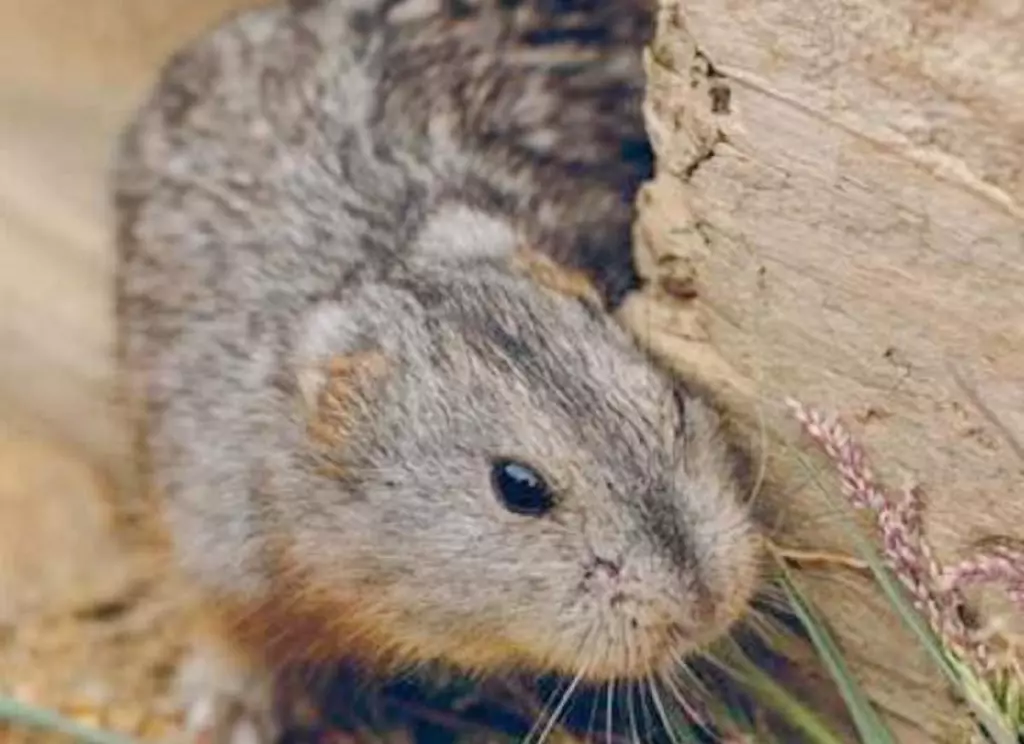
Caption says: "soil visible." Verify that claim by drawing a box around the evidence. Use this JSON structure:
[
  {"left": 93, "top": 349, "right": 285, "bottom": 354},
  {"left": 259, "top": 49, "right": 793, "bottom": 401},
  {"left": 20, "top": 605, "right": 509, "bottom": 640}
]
[
  {"left": 0, "top": 1, "right": 264, "bottom": 737},
  {"left": 0, "top": 429, "right": 196, "bottom": 742}
]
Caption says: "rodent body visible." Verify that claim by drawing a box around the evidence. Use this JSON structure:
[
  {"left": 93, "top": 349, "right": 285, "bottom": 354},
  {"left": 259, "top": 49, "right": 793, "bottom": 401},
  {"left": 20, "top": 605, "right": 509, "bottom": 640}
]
[{"left": 113, "top": 0, "right": 761, "bottom": 738}]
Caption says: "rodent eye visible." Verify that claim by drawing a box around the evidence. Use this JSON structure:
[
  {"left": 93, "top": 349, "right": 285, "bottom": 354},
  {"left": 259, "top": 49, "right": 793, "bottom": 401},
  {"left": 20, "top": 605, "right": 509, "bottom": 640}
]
[{"left": 490, "top": 458, "right": 555, "bottom": 516}]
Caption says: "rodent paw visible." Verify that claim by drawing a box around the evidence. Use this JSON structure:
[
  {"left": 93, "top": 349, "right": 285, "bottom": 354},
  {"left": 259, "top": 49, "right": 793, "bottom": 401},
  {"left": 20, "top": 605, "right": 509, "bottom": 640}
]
[
  {"left": 184, "top": 696, "right": 277, "bottom": 744},
  {"left": 174, "top": 644, "right": 279, "bottom": 744}
]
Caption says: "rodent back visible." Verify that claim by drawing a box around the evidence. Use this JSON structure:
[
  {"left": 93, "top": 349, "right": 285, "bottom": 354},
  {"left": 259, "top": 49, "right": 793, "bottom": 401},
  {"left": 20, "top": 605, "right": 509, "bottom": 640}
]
[
  {"left": 112, "top": 0, "right": 658, "bottom": 471},
  {"left": 114, "top": 0, "right": 655, "bottom": 353}
]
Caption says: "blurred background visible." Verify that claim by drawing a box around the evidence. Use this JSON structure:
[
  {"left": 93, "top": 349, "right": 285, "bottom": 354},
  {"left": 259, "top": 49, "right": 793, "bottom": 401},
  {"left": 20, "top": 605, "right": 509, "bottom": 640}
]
[{"left": 0, "top": 1, "right": 263, "bottom": 737}]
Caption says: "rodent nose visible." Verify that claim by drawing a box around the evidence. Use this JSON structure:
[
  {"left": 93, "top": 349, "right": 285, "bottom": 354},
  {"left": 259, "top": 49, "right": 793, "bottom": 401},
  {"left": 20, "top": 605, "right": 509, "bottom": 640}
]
[
  {"left": 584, "top": 556, "right": 631, "bottom": 610},
  {"left": 585, "top": 555, "right": 621, "bottom": 581}
]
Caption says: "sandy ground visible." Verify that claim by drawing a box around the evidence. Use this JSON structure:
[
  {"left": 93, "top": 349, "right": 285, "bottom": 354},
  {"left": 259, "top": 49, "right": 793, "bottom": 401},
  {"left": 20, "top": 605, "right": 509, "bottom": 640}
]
[
  {"left": 0, "top": 100, "right": 187, "bottom": 739},
  {"left": 0, "top": 430, "right": 195, "bottom": 742},
  {"left": 0, "top": 2, "right": 270, "bottom": 740}
]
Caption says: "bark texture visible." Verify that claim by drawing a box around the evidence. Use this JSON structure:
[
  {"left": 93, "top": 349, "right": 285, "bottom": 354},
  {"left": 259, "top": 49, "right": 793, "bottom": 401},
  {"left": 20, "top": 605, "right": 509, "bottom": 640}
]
[{"left": 620, "top": 1, "right": 1023, "bottom": 740}]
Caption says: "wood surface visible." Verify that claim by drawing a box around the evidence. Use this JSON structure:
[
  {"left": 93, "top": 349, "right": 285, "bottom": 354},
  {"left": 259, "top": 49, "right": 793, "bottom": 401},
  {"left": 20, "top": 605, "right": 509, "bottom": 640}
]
[{"left": 623, "top": 1, "right": 1023, "bottom": 740}]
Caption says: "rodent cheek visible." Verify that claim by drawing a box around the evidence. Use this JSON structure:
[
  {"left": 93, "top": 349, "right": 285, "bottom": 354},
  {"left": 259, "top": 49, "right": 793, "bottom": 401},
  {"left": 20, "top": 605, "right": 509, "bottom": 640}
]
[
  {"left": 701, "top": 525, "right": 763, "bottom": 632},
  {"left": 679, "top": 504, "right": 762, "bottom": 645},
  {"left": 667, "top": 432, "right": 764, "bottom": 639}
]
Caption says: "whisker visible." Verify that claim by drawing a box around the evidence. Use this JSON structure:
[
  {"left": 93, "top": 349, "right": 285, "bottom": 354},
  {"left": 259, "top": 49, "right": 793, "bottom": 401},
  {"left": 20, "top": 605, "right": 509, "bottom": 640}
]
[
  {"left": 639, "top": 675, "right": 657, "bottom": 740},
  {"left": 750, "top": 582, "right": 790, "bottom": 604},
  {"left": 534, "top": 620, "right": 604, "bottom": 744},
  {"left": 743, "top": 621, "right": 790, "bottom": 657},
  {"left": 749, "top": 606, "right": 801, "bottom": 645},
  {"left": 573, "top": 621, "right": 605, "bottom": 744},
  {"left": 662, "top": 662, "right": 709, "bottom": 731},
  {"left": 585, "top": 679, "right": 601, "bottom": 744},
  {"left": 649, "top": 676, "right": 685, "bottom": 744},
  {"left": 532, "top": 665, "right": 588, "bottom": 744},
  {"left": 626, "top": 679, "right": 641, "bottom": 744},
  {"left": 618, "top": 616, "right": 643, "bottom": 744},
  {"left": 746, "top": 385, "right": 770, "bottom": 510},
  {"left": 665, "top": 643, "right": 712, "bottom": 705},
  {"left": 605, "top": 677, "right": 616, "bottom": 744},
  {"left": 524, "top": 677, "right": 568, "bottom": 744}
]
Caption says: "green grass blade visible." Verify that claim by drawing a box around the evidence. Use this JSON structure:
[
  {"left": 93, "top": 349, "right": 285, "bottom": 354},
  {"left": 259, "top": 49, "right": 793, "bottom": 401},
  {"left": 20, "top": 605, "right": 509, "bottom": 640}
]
[
  {"left": 776, "top": 560, "right": 897, "bottom": 744},
  {"left": 0, "top": 696, "right": 139, "bottom": 744},
  {"left": 711, "top": 640, "right": 848, "bottom": 744}
]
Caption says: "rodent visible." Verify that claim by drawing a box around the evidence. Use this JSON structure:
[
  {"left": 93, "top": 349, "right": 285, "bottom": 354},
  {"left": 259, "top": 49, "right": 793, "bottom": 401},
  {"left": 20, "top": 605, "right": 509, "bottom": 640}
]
[{"left": 112, "top": 0, "right": 763, "bottom": 740}]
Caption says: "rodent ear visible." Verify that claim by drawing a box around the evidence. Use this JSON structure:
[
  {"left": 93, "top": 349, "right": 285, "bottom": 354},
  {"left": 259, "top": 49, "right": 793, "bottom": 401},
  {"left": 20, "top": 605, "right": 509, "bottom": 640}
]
[
  {"left": 293, "top": 301, "right": 390, "bottom": 419},
  {"left": 307, "top": 350, "right": 388, "bottom": 447}
]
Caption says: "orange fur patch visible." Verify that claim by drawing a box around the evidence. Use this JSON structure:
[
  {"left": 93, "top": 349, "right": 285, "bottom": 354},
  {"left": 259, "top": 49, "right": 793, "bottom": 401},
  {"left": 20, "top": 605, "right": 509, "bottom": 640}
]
[
  {"left": 306, "top": 350, "right": 387, "bottom": 451},
  {"left": 196, "top": 536, "right": 534, "bottom": 679},
  {"left": 510, "top": 247, "right": 603, "bottom": 309}
]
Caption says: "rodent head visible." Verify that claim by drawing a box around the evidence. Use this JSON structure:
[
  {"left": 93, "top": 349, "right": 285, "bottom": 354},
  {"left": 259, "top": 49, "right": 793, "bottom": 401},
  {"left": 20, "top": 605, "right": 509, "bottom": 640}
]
[{"left": 287, "top": 264, "right": 762, "bottom": 682}]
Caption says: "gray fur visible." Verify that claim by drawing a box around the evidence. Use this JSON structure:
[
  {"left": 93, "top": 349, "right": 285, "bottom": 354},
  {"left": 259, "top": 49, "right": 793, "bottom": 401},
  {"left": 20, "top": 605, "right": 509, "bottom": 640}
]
[{"left": 114, "top": 0, "right": 760, "bottom": 681}]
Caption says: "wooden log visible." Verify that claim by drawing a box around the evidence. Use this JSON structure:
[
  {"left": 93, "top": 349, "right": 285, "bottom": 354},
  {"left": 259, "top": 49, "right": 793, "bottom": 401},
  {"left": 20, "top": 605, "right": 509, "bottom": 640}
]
[{"left": 620, "top": 1, "right": 1023, "bottom": 740}]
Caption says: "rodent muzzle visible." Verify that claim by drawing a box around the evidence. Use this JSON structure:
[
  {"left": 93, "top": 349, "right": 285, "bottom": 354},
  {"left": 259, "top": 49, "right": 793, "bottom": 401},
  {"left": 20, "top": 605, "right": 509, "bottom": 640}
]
[{"left": 572, "top": 553, "right": 723, "bottom": 681}]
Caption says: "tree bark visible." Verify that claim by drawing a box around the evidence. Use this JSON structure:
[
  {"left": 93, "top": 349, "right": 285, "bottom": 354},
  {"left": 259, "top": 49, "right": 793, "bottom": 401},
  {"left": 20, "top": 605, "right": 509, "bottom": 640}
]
[{"left": 621, "top": 1, "right": 1023, "bottom": 740}]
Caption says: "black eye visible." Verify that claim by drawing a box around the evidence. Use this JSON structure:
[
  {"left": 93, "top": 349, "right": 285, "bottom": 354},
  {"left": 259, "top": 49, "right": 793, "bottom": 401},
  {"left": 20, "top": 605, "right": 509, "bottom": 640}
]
[{"left": 490, "top": 458, "right": 555, "bottom": 516}]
